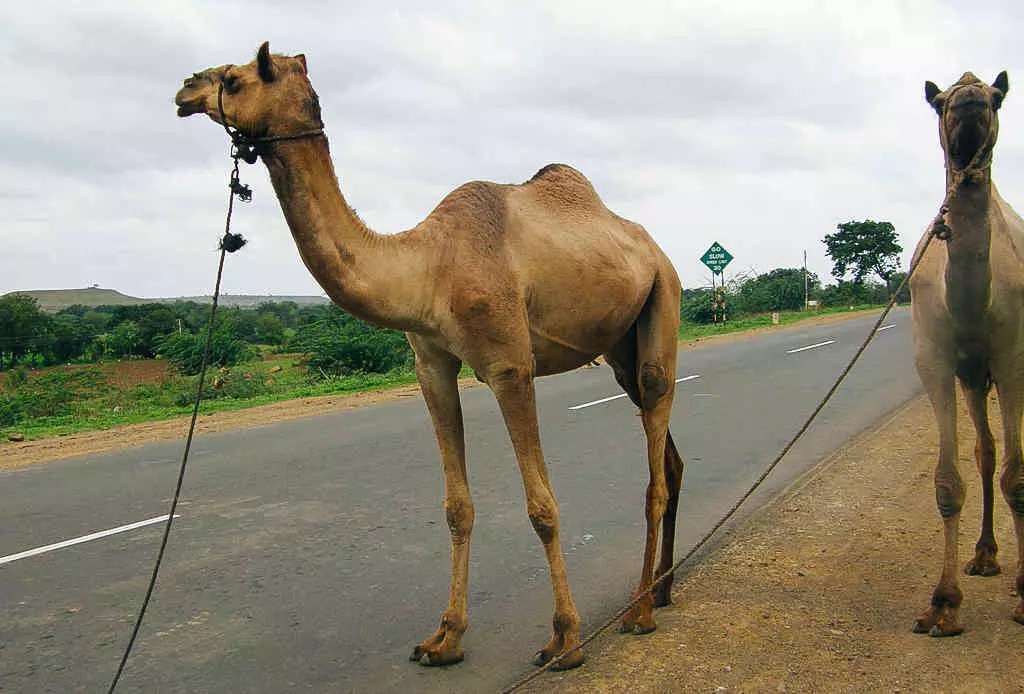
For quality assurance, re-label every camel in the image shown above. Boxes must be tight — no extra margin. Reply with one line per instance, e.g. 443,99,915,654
174,43,685,669
910,70,1024,636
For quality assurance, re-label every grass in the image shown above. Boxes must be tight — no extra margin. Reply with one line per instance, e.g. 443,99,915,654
0,305,885,443
0,355,418,441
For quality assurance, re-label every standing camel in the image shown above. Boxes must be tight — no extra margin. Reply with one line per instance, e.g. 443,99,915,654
175,43,685,668
910,70,1024,636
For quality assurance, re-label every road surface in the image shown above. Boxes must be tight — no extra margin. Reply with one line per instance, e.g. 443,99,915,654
0,309,920,692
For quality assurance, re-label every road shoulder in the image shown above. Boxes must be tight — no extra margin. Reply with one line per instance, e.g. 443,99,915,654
525,394,1022,693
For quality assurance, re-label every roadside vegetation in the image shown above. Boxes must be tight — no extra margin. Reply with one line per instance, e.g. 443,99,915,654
0,218,906,442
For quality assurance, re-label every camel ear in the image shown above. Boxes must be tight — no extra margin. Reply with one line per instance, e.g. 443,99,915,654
992,70,1009,109
295,54,307,74
257,41,276,82
925,81,943,112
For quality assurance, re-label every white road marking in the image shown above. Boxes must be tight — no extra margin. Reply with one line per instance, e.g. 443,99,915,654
569,375,700,411
877,324,895,332
786,340,836,354
0,514,178,566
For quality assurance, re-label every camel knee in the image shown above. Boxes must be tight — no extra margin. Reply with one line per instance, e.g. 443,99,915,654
999,468,1024,516
445,498,475,544
935,474,965,518
487,363,533,387
646,481,668,521
639,362,669,410
528,498,559,545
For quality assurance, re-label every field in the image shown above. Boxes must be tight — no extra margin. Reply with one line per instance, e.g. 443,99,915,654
0,305,888,452
0,353,417,442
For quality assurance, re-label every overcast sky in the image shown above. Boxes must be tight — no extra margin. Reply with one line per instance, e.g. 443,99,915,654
2,1,1022,299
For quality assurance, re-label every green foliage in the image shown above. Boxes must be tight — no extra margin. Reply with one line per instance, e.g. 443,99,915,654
292,306,413,377
819,280,890,307
0,293,53,367
156,330,255,375
0,369,108,426
823,220,903,288
680,288,719,324
735,268,820,313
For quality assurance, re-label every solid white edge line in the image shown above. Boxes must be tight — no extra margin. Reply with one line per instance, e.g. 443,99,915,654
0,514,179,566
786,340,836,354
568,374,700,411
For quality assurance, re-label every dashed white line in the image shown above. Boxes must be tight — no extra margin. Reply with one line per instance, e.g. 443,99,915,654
786,340,836,354
0,514,178,566
877,324,896,332
569,375,700,411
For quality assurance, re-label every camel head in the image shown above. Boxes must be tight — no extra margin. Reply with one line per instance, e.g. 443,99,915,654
175,42,322,141
925,71,1009,173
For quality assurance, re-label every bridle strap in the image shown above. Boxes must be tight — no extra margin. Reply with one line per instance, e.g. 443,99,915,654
216,79,324,164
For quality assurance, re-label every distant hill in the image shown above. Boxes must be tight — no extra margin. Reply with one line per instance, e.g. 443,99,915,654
3,288,330,313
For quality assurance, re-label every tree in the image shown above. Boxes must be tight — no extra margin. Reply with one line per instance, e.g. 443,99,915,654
736,268,820,313
0,293,53,368
823,220,903,291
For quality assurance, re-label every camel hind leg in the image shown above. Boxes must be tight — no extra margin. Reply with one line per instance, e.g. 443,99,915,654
606,268,681,633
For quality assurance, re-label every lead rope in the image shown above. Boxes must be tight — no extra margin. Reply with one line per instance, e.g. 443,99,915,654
107,150,248,694
503,229,946,693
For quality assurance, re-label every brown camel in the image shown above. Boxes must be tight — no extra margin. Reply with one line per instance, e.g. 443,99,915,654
910,70,1024,636
174,43,685,669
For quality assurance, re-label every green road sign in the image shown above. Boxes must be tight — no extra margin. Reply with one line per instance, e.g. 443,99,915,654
700,242,733,275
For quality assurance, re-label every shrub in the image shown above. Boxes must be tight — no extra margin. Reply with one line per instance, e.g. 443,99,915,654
157,330,255,376
293,308,412,377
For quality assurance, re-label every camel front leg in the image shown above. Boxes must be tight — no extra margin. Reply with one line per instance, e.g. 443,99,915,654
995,378,1024,625
962,382,1000,576
487,361,584,670
407,338,473,666
914,364,965,636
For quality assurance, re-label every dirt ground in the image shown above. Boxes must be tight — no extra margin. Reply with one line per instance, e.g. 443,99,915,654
5,309,1021,691
523,395,1024,694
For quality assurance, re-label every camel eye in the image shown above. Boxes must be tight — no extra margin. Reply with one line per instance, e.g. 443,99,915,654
223,75,241,93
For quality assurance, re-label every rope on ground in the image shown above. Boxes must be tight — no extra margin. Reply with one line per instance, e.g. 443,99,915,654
502,231,940,693
107,151,248,694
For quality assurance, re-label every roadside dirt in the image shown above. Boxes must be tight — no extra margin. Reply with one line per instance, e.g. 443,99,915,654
524,395,1024,694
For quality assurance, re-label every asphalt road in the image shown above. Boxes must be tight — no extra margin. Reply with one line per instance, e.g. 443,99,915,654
0,309,920,693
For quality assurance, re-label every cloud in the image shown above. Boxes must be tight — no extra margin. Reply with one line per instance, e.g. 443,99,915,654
1,0,1022,298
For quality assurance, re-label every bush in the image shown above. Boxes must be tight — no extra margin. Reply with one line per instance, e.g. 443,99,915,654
157,330,255,375
292,308,412,377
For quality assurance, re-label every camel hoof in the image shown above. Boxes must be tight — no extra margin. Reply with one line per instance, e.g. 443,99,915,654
410,645,463,667
963,556,1001,577
1013,607,1024,626
929,623,964,637
533,647,584,670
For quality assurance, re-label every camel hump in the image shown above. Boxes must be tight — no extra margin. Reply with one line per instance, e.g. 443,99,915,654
527,163,589,186
523,163,604,208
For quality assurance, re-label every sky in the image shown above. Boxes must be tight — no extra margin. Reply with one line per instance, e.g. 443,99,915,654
1,0,1022,299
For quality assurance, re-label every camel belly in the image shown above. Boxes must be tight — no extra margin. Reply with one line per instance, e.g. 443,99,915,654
529,331,601,376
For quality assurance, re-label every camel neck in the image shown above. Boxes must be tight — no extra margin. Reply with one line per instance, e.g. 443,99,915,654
259,138,428,331
943,171,993,328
